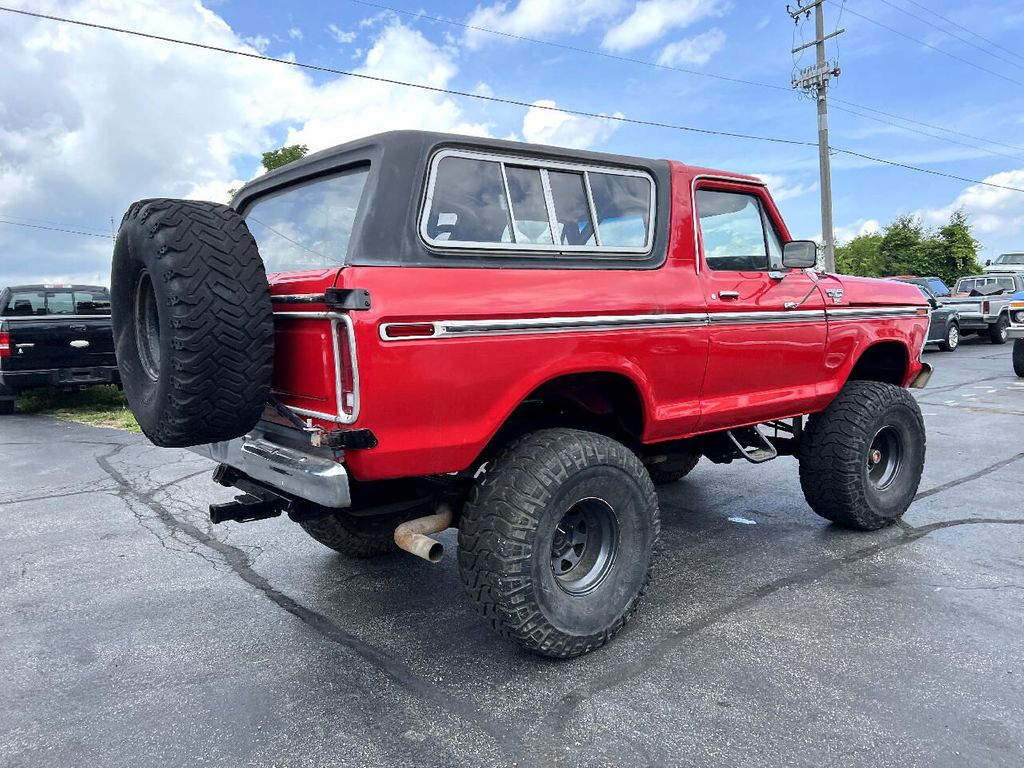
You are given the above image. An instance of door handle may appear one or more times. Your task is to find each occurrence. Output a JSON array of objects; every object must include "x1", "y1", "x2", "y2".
[{"x1": 719, "y1": 291, "x2": 740, "y2": 300}]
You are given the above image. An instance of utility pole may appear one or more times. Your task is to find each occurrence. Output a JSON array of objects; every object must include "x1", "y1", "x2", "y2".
[{"x1": 788, "y1": 0, "x2": 843, "y2": 272}]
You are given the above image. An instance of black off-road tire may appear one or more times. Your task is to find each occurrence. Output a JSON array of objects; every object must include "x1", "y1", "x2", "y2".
[
  {"x1": 1013, "y1": 339, "x2": 1024, "y2": 378},
  {"x1": 458, "y1": 429, "x2": 660, "y2": 658},
  {"x1": 0, "y1": 399, "x2": 14, "y2": 416},
  {"x1": 111, "y1": 199, "x2": 274, "y2": 447},
  {"x1": 647, "y1": 452, "x2": 700, "y2": 485},
  {"x1": 989, "y1": 314, "x2": 1010, "y2": 345},
  {"x1": 799, "y1": 381, "x2": 925, "y2": 531},
  {"x1": 300, "y1": 514, "x2": 400, "y2": 558},
  {"x1": 938, "y1": 321, "x2": 959, "y2": 352}
]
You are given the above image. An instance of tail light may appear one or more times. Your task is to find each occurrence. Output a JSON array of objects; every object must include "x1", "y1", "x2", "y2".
[
  {"x1": 0, "y1": 331, "x2": 10, "y2": 358},
  {"x1": 337, "y1": 326, "x2": 356, "y2": 417},
  {"x1": 982, "y1": 300, "x2": 991, "y2": 315}
]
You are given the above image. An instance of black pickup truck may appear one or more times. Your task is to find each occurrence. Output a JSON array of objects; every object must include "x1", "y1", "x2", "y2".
[{"x1": 0, "y1": 284, "x2": 120, "y2": 414}]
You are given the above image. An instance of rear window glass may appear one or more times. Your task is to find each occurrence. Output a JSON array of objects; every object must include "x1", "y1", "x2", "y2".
[
  {"x1": 422, "y1": 151, "x2": 654, "y2": 254},
  {"x1": 2, "y1": 289, "x2": 110, "y2": 317},
  {"x1": 245, "y1": 167, "x2": 370, "y2": 273}
]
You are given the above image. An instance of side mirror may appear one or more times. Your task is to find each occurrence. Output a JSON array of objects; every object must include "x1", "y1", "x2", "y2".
[
  {"x1": 783, "y1": 240, "x2": 818, "y2": 269},
  {"x1": 985, "y1": 259, "x2": 992, "y2": 266},
  {"x1": 929, "y1": 297, "x2": 939, "y2": 309}
]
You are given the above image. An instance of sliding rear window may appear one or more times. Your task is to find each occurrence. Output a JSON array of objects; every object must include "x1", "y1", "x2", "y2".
[
  {"x1": 245, "y1": 166, "x2": 370, "y2": 274},
  {"x1": 421, "y1": 150, "x2": 655, "y2": 255},
  {"x1": 2, "y1": 288, "x2": 110, "y2": 317}
]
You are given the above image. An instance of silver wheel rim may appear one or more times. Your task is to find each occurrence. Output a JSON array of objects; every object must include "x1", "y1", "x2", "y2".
[
  {"x1": 867, "y1": 426, "x2": 903, "y2": 491},
  {"x1": 134, "y1": 271, "x2": 161, "y2": 381},
  {"x1": 550, "y1": 497, "x2": 619, "y2": 595},
  {"x1": 948, "y1": 325, "x2": 959, "y2": 348}
]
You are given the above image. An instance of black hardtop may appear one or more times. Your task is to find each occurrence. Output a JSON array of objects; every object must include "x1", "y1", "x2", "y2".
[{"x1": 233, "y1": 130, "x2": 672, "y2": 270}]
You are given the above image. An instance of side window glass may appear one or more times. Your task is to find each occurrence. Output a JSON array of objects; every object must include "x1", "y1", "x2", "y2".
[
  {"x1": 696, "y1": 190, "x2": 770, "y2": 271},
  {"x1": 547, "y1": 170, "x2": 596, "y2": 246},
  {"x1": 505, "y1": 166, "x2": 553, "y2": 244},
  {"x1": 589, "y1": 172, "x2": 651, "y2": 248},
  {"x1": 425, "y1": 157, "x2": 511, "y2": 245},
  {"x1": 762, "y1": 209, "x2": 783, "y2": 268}
]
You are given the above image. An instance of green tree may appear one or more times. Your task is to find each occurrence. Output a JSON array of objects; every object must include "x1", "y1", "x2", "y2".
[
  {"x1": 261, "y1": 144, "x2": 309, "y2": 171},
  {"x1": 934, "y1": 208, "x2": 981, "y2": 285},
  {"x1": 879, "y1": 215, "x2": 925, "y2": 276},
  {"x1": 835, "y1": 232, "x2": 884, "y2": 277}
]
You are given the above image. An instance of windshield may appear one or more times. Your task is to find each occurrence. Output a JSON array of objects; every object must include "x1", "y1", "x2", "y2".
[
  {"x1": 995, "y1": 253, "x2": 1024, "y2": 264},
  {"x1": 244, "y1": 166, "x2": 370, "y2": 274}
]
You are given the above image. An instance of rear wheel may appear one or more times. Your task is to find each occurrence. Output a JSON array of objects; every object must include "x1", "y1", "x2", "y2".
[
  {"x1": 989, "y1": 314, "x2": 1010, "y2": 345},
  {"x1": 1014, "y1": 339, "x2": 1024, "y2": 378},
  {"x1": 458, "y1": 429, "x2": 659, "y2": 658},
  {"x1": 938, "y1": 321, "x2": 959, "y2": 352},
  {"x1": 799, "y1": 381, "x2": 925, "y2": 530},
  {"x1": 646, "y1": 452, "x2": 700, "y2": 485}
]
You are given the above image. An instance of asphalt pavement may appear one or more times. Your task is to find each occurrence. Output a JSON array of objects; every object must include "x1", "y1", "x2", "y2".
[{"x1": 2, "y1": 338, "x2": 1022, "y2": 768}]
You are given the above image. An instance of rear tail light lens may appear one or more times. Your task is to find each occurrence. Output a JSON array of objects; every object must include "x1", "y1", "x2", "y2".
[
  {"x1": 338, "y1": 329, "x2": 355, "y2": 416},
  {"x1": 0, "y1": 331, "x2": 10, "y2": 358},
  {"x1": 982, "y1": 300, "x2": 991, "y2": 314}
]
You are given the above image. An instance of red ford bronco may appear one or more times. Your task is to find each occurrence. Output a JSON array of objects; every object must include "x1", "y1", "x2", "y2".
[{"x1": 112, "y1": 131, "x2": 932, "y2": 658}]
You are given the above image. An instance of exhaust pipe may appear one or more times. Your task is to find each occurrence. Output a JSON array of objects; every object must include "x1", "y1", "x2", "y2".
[{"x1": 394, "y1": 504, "x2": 453, "y2": 563}]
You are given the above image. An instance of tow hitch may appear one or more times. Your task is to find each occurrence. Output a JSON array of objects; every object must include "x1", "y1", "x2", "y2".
[{"x1": 208, "y1": 464, "x2": 295, "y2": 524}]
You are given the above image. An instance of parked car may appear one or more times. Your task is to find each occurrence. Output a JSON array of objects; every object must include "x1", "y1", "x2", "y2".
[
  {"x1": 0, "y1": 284, "x2": 119, "y2": 414},
  {"x1": 892, "y1": 275, "x2": 952, "y2": 298},
  {"x1": 947, "y1": 273, "x2": 1024, "y2": 344},
  {"x1": 983, "y1": 252, "x2": 1024, "y2": 274},
  {"x1": 1008, "y1": 292, "x2": 1024, "y2": 377},
  {"x1": 110, "y1": 130, "x2": 932, "y2": 658},
  {"x1": 890, "y1": 279, "x2": 959, "y2": 351}
]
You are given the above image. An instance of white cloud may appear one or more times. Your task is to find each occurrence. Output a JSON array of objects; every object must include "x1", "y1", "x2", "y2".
[
  {"x1": 917, "y1": 169, "x2": 1024, "y2": 235},
  {"x1": 243, "y1": 34, "x2": 270, "y2": 53},
  {"x1": 754, "y1": 173, "x2": 817, "y2": 203},
  {"x1": 602, "y1": 0, "x2": 726, "y2": 53},
  {"x1": 464, "y1": 0, "x2": 625, "y2": 49},
  {"x1": 284, "y1": 23, "x2": 492, "y2": 152},
  {"x1": 0, "y1": 3, "x2": 493, "y2": 286},
  {"x1": 288, "y1": 27, "x2": 303, "y2": 41},
  {"x1": 834, "y1": 218, "x2": 882, "y2": 245},
  {"x1": 656, "y1": 28, "x2": 725, "y2": 66},
  {"x1": 328, "y1": 23, "x2": 357, "y2": 44},
  {"x1": 521, "y1": 100, "x2": 622, "y2": 149}
]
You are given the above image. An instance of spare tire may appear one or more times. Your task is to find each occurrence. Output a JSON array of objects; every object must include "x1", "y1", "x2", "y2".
[{"x1": 111, "y1": 198, "x2": 274, "y2": 447}]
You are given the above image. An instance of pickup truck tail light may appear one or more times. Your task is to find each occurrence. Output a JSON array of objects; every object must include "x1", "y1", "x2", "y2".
[
  {"x1": 338, "y1": 329, "x2": 356, "y2": 416},
  {"x1": 0, "y1": 331, "x2": 10, "y2": 358},
  {"x1": 982, "y1": 300, "x2": 991, "y2": 315}
]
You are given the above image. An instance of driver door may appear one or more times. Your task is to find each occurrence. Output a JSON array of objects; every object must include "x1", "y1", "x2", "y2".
[{"x1": 693, "y1": 181, "x2": 828, "y2": 431}]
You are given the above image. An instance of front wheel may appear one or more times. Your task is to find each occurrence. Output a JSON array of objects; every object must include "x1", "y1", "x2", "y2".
[
  {"x1": 939, "y1": 321, "x2": 959, "y2": 352},
  {"x1": 1014, "y1": 339, "x2": 1024, "y2": 378},
  {"x1": 646, "y1": 452, "x2": 700, "y2": 485},
  {"x1": 798, "y1": 381, "x2": 925, "y2": 530},
  {"x1": 989, "y1": 315, "x2": 1010, "y2": 344},
  {"x1": 458, "y1": 429, "x2": 659, "y2": 658}
]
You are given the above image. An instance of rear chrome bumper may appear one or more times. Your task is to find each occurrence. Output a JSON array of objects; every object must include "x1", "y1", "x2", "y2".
[
  {"x1": 909, "y1": 362, "x2": 934, "y2": 389},
  {"x1": 189, "y1": 429, "x2": 351, "y2": 508}
]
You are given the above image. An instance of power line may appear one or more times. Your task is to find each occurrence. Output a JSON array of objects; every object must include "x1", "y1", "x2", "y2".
[
  {"x1": 0, "y1": 212, "x2": 112, "y2": 236},
  {"x1": 351, "y1": 0, "x2": 1024, "y2": 164},
  {"x1": 0, "y1": 217, "x2": 113, "y2": 239},
  {"x1": 2, "y1": 5, "x2": 1024, "y2": 197},
  {"x1": 829, "y1": 103, "x2": 1024, "y2": 163},
  {"x1": 828, "y1": 1, "x2": 1024, "y2": 88},
  {"x1": 893, "y1": 0, "x2": 1024, "y2": 65},
  {"x1": 872, "y1": 0, "x2": 1024, "y2": 72}
]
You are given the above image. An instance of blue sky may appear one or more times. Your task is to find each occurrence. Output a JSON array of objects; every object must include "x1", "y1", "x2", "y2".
[{"x1": 1, "y1": 0, "x2": 1023, "y2": 285}]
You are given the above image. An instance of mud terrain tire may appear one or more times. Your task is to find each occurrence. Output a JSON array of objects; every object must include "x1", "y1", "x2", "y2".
[
  {"x1": 647, "y1": 452, "x2": 700, "y2": 485},
  {"x1": 458, "y1": 429, "x2": 659, "y2": 658},
  {"x1": 111, "y1": 199, "x2": 274, "y2": 447},
  {"x1": 799, "y1": 381, "x2": 925, "y2": 530}
]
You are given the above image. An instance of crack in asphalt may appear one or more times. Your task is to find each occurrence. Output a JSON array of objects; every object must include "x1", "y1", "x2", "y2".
[
  {"x1": 914, "y1": 374, "x2": 1006, "y2": 397},
  {"x1": 93, "y1": 444, "x2": 522, "y2": 754},
  {"x1": 548, "y1": 449, "x2": 1024, "y2": 738}
]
